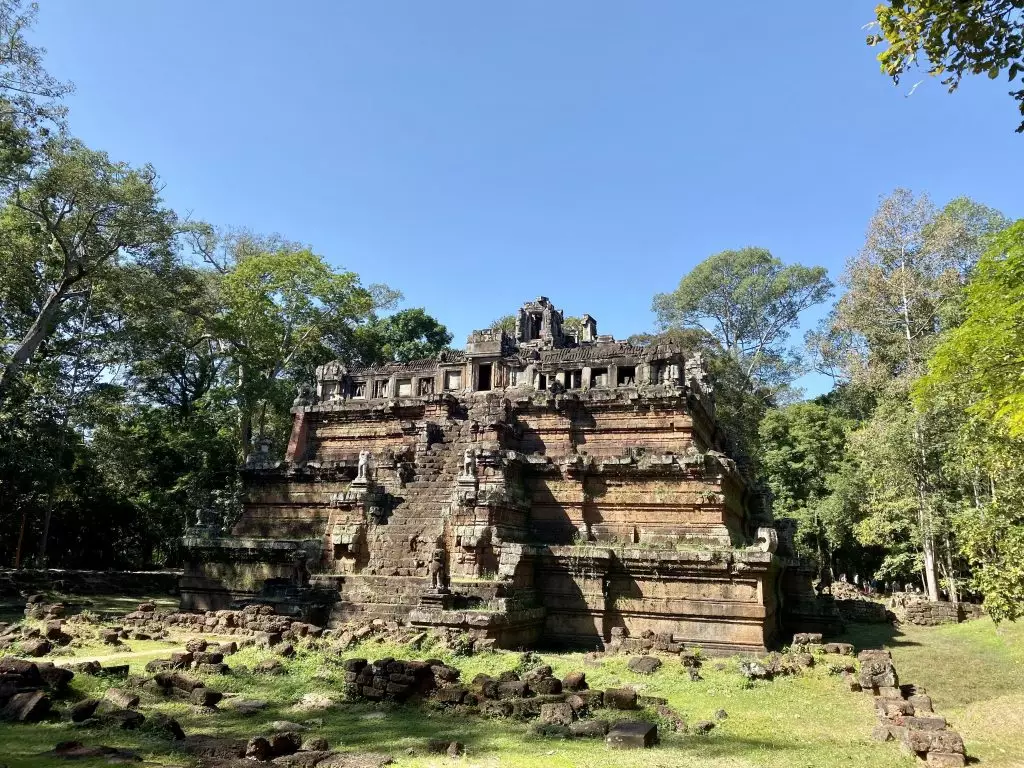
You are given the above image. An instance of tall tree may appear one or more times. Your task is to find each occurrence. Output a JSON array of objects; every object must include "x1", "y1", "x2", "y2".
[
  {"x1": 915, "y1": 220, "x2": 1024, "y2": 619},
  {"x1": 212, "y1": 234, "x2": 398, "y2": 452},
  {"x1": 827, "y1": 189, "x2": 1005, "y2": 600},
  {"x1": 0, "y1": 0, "x2": 72, "y2": 132},
  {"x1": 653, "y1": 247, "x2": 832, "y2": 394},
  {"x1": 760, "y1": 401, "x2": 852, "y2": 566},
  {"x1": 868, "y1": 0, "x2": 1024, "y2": 132},
  {"x1": 0, "y1": 139, "x2": 177, "y2": 404}
]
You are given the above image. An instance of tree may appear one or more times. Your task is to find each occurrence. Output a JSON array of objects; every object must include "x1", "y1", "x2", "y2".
[
  {"x1": 915, "y1": 220, "x2": 1024, "y2": 619},
  {"x1": 653, "y1": 247, "x2": 832, "y2": 393},
  {"x1": 919, "y1": 221, "x2": 1024, "y2": 437},
  {"x1": 760, "y1": 402, "x2": 852, "y2": 565},
  {"x1": 0, "y1": 138, "x2": 177, "y2": 404},
  {"x1": 868, "y1": 0, "x2": 1024, "y2": 132},
  {"x1": 490, "y1": 315, "x2": 516, "y2": 333},
  {"x1": 213, "y1": 235, "x2": 398, "y2": 452},
  {"x1": 0, "y1": 1, "x2": 72, "y2": 129},
  {"x1": 826, "y1": 189, "x2": 1005, "y2": 600},
  {"x1": 351, "y1": 308, "x2": 452, "y2": 365}
]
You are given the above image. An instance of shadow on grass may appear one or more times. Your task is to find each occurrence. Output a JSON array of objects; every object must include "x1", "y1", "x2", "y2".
[
  {"x1": 834, "y1": 621, "x2": 920, "y2": 651},
  {"x1": 167, "y1": 696, "x2": 811, "y2": 764}
]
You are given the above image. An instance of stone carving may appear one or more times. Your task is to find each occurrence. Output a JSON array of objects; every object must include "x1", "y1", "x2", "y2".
[
  {"x1": 188, "y1": 506, "x2": 222, "y2": 537},
  {"x1": 291, "y1": 548, "x2": 310, "y2": 588},
  {"x1": 754, "y1": 527, "x2": 779, "y2": 554},
  {"x1": 461, "y1": 449, "x2": 477, "y2": 478},
  {"x1": 293, "y1": 383, "x2": 315, "y2": 407},
  {"x1": 428, "y1": 543, "x2": 449, "y2": 593},
  {"x1": 244, "y1": 436, "x2": 276, "y2": 470},
  {"x1": 357, "y1": 450, "x2": 371, "y2": 481}
]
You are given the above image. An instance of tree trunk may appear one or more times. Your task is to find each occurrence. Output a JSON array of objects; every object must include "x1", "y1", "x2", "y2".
[
  {"x1": 0, "y1": 281, "x2": 73, "y2": 404},
  {"x1": 943, "y1": 535, "x2": 960, "y2": 605}
]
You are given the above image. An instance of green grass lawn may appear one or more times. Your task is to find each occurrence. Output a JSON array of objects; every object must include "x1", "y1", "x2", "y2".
[
  {"x1": 1, "y1": 629, "x2": 913, "y2": 768},
  {"x1": 838, "y1": 616, "x2": 1024, "y2": 768},
  {"x1": 4, "y1": 599, "x2": 1022, "y2": 768}
]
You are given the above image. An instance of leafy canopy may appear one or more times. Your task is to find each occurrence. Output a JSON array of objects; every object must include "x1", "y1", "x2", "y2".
[
  {"x1": 351, "y1": 308, "x2": 452, "y2": 365},
  {"x1": 917, "y1": 220, "x2": 1024, "y2": 438},
  {"x1": 653, "y1": 247, "x2": 832, "y2": 390},
  {"x1": 868, "y1": 0, "x2": 1024, "y2": 132}
]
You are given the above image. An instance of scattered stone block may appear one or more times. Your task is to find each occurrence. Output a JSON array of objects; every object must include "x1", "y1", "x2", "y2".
[
  {"x1": 926, "y1": 753, "x2": 966, "y2": 767},
  {"x1": 246, "y1": 736, "x2": 272, "y2": 760},
  {"x1": 1, "y1": 690, "x2": 50, "y2": 722},
  {"x1": 102, "y1": 708, "x2": 145, "y2": 729},
  {"x1": 823, "y1": 642, "x2": 855, "y2": 655},
  {"x1": 694, "y1": 720, "x2": 716, "y2": 734},
  {"x1": 255, "y1": 658, "x2": 286, "y2": 675},
  {"x1": 531, "y1": 676, "x2": 562, "y2": 695},
  {"x1": 606, "y1": 721, "x2": 657, "y2": 748},
  {"x1": 539, "y1": 702, "x2": 575, "y2": 726},
  {"x1": 903, "y1": 715, "x2": 947, "y2": 731},
  {"x1": 792, "y1": 633, "x2": 823, "y2": 645},
  {"x1": 628, "y1": 656, "x2": 663, "y2": 675},
  {"x1": 20, "y1": 638, "x2": 51, "y2": 657},
  {"x1": 100, "y1": 688, "x2": 139, "y2": 712},
  {"x1": 604, "y1": 687, "x2": 638, "y2": 710},
  {"x1": 190, "y1": 687, "x2": 223, "y2": 707},
  {"x1": 497, "y1": 680, "x2": 529, "y2": 699},
  {"x1": 570, "y1": 719, "x2": 608, "y2": 738},
  {"x1": 562, "y1": 671, "x2": 587, "y2": 691},
  {"x1": 69, "y1": 698, "x2": 100, "y2": 722}
]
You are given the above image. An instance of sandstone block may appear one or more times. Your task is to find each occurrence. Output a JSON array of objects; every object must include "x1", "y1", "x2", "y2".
[
  {"x1": 604, "y1": 687, "x2": 638, "y2": 710},
  {"x1": 606, "y1": 720, "x2": 657, "y2": 748}
]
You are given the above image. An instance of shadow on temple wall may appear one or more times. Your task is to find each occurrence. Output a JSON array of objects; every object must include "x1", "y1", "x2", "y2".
[{"x1": 568, "y1": 406, "x2": 597, "y2": 448}]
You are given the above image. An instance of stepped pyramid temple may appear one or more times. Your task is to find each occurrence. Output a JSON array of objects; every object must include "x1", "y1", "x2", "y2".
[{"x1": 181, "y1": 297, "x2": 835, "y2": 653}]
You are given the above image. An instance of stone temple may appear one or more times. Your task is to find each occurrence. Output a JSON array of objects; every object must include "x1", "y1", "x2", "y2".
[{"x1": 181, "y1": 297, "x2": 834, "y2": 653}]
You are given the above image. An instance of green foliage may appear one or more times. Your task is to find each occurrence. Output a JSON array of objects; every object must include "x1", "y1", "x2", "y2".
[
  {"x1": 912, "y1": 222, "x2": 1024, "y2": 619},
  {"x1": 868, "y1": 0, "x2": 1024, "y2": 132},
  {"x1": 653, "y1": 247, "x2": 832, "y2": 391},
  {"x1": 490, "y1": 314, "x2": 516, "y2": 333},
  {"x1": 919, "y1": 221, "x2": 1024, "y2": 438},
  {"x1": 351, "y1": 307, "x2": 452, "y2": 365},
  {"x1": 759, "y1": 402, "x2": 852, "y2": 561}
]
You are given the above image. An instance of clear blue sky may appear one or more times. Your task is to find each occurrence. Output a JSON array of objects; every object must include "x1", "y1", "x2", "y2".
[{"x1": 34, "y1": 1, "x2": 1024, "y2": 396}]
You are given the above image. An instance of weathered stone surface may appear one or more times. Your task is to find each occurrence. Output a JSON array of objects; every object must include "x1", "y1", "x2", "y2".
[
  {"x1": 99, "y1": 688, "x2": 139, "y2": 712},
  {"x1": 1, "y1": 690, "x2": 50, "y2": 721},
  {"x1": 823, "y1": 642, "x2": 854, "y2": 655},
  {"x1": 246, "y1": 736, "x2": 272, "y2": 761},
  {"x1": 926, "y1": 753, "x2": 966, "y2": 767},
  {"x1": 570, "y1": 719, "x2": 608, "y2": 738},
  {"x1": 539, "y1": 702, "x2": 575, "y2": 726},
  {"x1": 179, "y1": 296, "x2": 818, "y2": 656},
  {"x1": 606, "y1": 721, "x2": 657, "y2": 748},
  {"x1": 562, "y1": 671, "x2": 587, "y2": 691},
  {"x1": 627, "y1": 656, "x2": 663, "y2": 675},
  {"x1": 531, "y1": 677, "x2": 562, "y2": 695},
  {"x1": 21, "y1": 638, "x2": 51, "y2": 657},
  {"x1": 191, "y1": 687, "x2": 224, "y2": 707},
  {"x1": 497, "y1": 680, "x2": 529, "y2": 699},
  {"x1": 69, "y1": 698, "x2": 100, "y2": 722},
  {"x1": 604, "y1": 687, "x2": 638, "y2": 710},
  {"x1": 102, "y1": 708, "x2": 145, "y2": 729}
]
